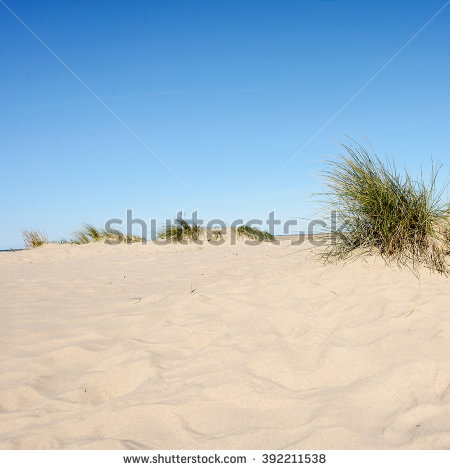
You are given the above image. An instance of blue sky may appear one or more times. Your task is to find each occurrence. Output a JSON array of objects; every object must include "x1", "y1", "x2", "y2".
[{"x1": 1, "y1": 0, "x2": 449, "y2": 248}]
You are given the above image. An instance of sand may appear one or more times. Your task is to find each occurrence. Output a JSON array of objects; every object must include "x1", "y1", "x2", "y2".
[{"x1": 0, "y1": 240, "x2": 449, "y2": 449}]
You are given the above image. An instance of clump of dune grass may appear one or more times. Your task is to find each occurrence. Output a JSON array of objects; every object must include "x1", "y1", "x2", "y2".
[
  {"x1": 72, "y1": 224, "x2": 143, "y2": 244},
  {"x1": 320, "y1": 142, "x2": 449, "y2": 274},
  {"x1": 236, "y1": 225, "x2": 275, "y2": 242},
  {"x1": 206, "y1": 228, "x2": 224, "y2": 241},
  {"x1": 73, "y1": 224, "x2": 104, "y2": 243},
  {"x1": 158, "y1": 218, "x2": 205, "y2": 243},
  {"x1": 22, "y1": 230, "x2": 48, "y2": 249}
]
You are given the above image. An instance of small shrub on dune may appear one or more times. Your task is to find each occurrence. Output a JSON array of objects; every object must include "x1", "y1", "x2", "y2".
[
  {"x1": 320, "y1": 142, "x2": 449, "y2": 273},
  {"x1": 236, "y1": 225, "x2": 275, "y2": 242},
  {"x1": 22, "y1": 230, "x2": 48, "y2": 249},
  {"x1": 158, "y1": 218, "x2": 205, "y2": 243}
]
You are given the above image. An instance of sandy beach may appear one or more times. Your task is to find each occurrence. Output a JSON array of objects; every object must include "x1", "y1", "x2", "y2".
[{"x1": 0, "y1": 240, "x2": 448, "y2": 450}]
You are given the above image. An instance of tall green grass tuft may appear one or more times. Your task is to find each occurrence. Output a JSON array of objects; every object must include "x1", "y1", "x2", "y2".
[
  {"x1": 22, "y1": 230, "x2": 48, "y2": 249},
  {"x1": 72, "y1": 224, "x2": 143, "y2": 244},
  {"x1": 158, "y1": 218, "x2": 205, "y2": 243},
  {"x1": 236, "y1": 225, "x2": 275, "y2": 242},
  {"x1": 320, "y1": 142, "x2": 449, "y2": 273}
]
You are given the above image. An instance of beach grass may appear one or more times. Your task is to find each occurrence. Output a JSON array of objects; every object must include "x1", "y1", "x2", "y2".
[
  {"x1": 320, "y1": 142, "x2": 449, "y2": 273},
  {"x1": 158, "y1": 218, "x2": 205, "y2": 243},
  {"x1": 22, "y1": 230, "x2": 48, "y2": 249},
  {"x1": 236, "y1": 225, "x2": 275, "y2": 242},
  {"x1": 72, "y1": 224, "x2": 143, "y2": 244},
  {"x1": 158, "y1": 220, "x2": 275, "y2": 243}
]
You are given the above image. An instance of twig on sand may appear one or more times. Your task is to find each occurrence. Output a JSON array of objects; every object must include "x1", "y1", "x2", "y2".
[{"x1": 405, "y1": 308, "x2": 415, "y2": 317}]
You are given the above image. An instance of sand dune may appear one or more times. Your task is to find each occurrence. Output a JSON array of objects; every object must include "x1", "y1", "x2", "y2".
[{"x1": 0, "y1": 241, "x2": 449, "y2": 449}]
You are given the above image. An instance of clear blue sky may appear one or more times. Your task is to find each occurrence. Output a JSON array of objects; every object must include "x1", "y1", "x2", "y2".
[{"x1": 1, "y1": 0, "x2": 449, "y2": 248}]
